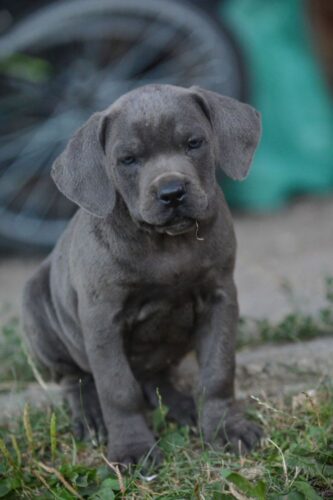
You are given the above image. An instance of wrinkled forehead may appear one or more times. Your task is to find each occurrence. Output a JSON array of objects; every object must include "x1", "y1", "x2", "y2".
[{"x1": 110, "y1": 87, "x2": 208, "y2": 145}]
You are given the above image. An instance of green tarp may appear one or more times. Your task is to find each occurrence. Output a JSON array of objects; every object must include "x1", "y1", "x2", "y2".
[{"x1": 221, "y1": 0, "x2": 333, "y2": 210}]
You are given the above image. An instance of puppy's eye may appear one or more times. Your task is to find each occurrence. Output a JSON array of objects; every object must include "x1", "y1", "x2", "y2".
[
  {"x1": 120, "y1": 156, "x2": 136, "y2": 166},
  {"x1": 187, "y1": 138, "x2": 203, "y2": 150}
]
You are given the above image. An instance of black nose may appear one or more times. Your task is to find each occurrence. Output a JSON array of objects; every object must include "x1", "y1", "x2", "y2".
[{"x1": 158, "y1": 181, "x2": 186, "y2": 207}]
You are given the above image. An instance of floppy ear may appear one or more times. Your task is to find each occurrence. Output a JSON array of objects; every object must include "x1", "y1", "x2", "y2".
[
  {"x1": 51, "y1": 112, "x2": 115, "y2": 217},
  {"x1": 190, "y1": 87, "x2": 261, "y2": 180}
]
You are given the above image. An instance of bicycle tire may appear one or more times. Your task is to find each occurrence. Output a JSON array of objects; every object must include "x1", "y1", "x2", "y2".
[{"x1": 0, "y1": 0, "x2": 247, "y2": 250}]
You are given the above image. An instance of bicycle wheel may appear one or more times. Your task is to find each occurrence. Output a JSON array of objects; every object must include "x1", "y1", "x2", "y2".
[{"x1": 0, "y1": 0, "x2": 246, "y2": 249}]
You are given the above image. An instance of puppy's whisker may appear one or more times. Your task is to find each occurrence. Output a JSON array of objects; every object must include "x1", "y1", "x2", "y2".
[{"x1": 195, "y1": 220, "x2": 204, "y2": 241}]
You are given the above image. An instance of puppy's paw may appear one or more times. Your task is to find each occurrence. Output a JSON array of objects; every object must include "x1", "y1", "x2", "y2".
[
  {"x1": 107, "y1": 439, "x2": 163, "y2": 470},
  {"x1": 72, "y1": 412, "x2": 107, "y2": 446},
  {"x1": 202, "y1": 400, "x2": 262, "y2": 453},
  {"x1": 62, "y1": 375, "x2": 107, "y2": 445},
  {"x1": 218, "y1": 413, "x2": 262, "y2": 453},
  {"x1": 167, "y1": 393, "x2": 197, "y2": 427}
]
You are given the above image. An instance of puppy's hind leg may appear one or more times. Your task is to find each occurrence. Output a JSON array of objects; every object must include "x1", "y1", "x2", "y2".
[
  {"x1": 143, "y1": 372, "x2": 196, "y2": 427},
  {"x1": 21, "y1": 260, "x2": 76, "y2": 378},
  {"x1": 22, "y1": 264, "x2": 106, "y2": 445}
]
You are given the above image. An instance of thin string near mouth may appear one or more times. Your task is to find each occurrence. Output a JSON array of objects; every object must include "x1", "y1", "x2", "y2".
[{"x1": 195, "y1": 220, "x2": 204, "y2": 241}]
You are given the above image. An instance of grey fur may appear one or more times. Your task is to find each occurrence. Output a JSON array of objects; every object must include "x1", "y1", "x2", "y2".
[{"x1": 22, "y1": 84, "x2": 262, "y2": 466}]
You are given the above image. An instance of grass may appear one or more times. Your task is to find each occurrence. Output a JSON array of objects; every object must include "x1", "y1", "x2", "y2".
[
  {"x1": 0, "y1": 386, "x2": 332, "y2": 498},
  {"x1": 0, "y1": 315, "x2": 34, "y2": 386},
  {"x1": 0, "y1": 278, "x2": 332, "y2": 498},
  {"x1": 238, "y1": 277, "x2": 333, "y2": 348}
]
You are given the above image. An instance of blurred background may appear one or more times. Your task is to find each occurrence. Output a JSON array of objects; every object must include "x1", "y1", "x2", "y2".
[
  {"x1": 0, "y1": 0, "x2": 332, "y2": 320},
  {"x1": 0, "y1": 0, "x2": 333, "y2": 428}
]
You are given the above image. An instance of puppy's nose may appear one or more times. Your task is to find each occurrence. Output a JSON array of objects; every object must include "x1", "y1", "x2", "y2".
[{"x1": 158, "y1": 181, "x2": 186, "y2": 207}]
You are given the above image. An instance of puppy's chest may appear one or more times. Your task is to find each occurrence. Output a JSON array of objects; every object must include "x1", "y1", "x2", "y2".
[
  {"x1": 122, "y1": 272, "x2": 218, "y2": 377},
  {"x1": 124, "y1": 263, "x2": 217, "y2": 328}
]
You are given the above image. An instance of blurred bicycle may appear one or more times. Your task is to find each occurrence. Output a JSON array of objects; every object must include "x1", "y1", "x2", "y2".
[{"x1": 0, "y1": 0, "x2": 247, "y2": 250}]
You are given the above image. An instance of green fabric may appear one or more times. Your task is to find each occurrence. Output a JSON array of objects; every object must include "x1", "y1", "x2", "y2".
[{"x1": 220, "y1": 0, "x2": 333, "y2": 210}]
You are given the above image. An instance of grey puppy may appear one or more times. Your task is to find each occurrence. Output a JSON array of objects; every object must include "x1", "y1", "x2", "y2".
[{"x1": 22, "y1": 84, "x2": 262, "y2": 466}]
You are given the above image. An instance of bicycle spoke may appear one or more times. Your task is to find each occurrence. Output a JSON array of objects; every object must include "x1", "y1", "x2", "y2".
[
  {"x1": 12, "y1": 185, "x2": 59, "y2": 235},
  {"x1": 107, "y1": 21, "x2": 179, "y2": 80},
  {"x1": 0, "y1": 111, "x2": 81, "y2": 193}
]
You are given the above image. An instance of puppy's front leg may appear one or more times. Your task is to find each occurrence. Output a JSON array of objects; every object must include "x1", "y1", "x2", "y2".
[
  {"x1": 196, "y1": 276, "x2": 262, "y2": 452},
  {"x1": 80, "y1": 300, "x2": 161, "y2": 466}
]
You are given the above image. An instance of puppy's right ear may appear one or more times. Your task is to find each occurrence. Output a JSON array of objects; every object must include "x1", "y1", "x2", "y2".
[
  {"x1": 51, "y1": 112, "x2": 115, "y2": 218},
  {"x1": 190, "y1": 87, "x2": 261, "y2": 181}
]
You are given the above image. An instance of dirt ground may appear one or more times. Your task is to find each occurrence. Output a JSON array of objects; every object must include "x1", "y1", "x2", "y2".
[{"x1": 0, "y1": 196, "x2": 333, "y2": 417}]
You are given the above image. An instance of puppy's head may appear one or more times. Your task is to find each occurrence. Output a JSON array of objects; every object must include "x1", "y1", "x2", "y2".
[{"x1": 52, "y1": 85, "x2": 261, "y2": 235}]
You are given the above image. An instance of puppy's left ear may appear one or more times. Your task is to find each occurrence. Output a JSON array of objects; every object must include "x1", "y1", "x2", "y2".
[{"x1": 190, "y1": 87, "x2": 261, "y2": 180}]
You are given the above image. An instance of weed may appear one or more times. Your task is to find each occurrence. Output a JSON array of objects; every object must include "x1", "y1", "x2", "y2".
[
  {"x1": 0, "y1": 386, "x2": 332, "y2": 498},
  {"x1": 0, "y1": 317, "x2": 34, "y2": 385},
  {"x1": 238, "y1": 276, "x2": 333, "y2": 348}
]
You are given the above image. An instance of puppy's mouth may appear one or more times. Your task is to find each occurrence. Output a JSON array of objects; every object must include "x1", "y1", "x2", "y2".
[
  {"x1": 155, "y1": 217, "x2": 196, "y2": 236},
  {"x1": 138, "y1": 216, "x2": 196, "y2": 236}
]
